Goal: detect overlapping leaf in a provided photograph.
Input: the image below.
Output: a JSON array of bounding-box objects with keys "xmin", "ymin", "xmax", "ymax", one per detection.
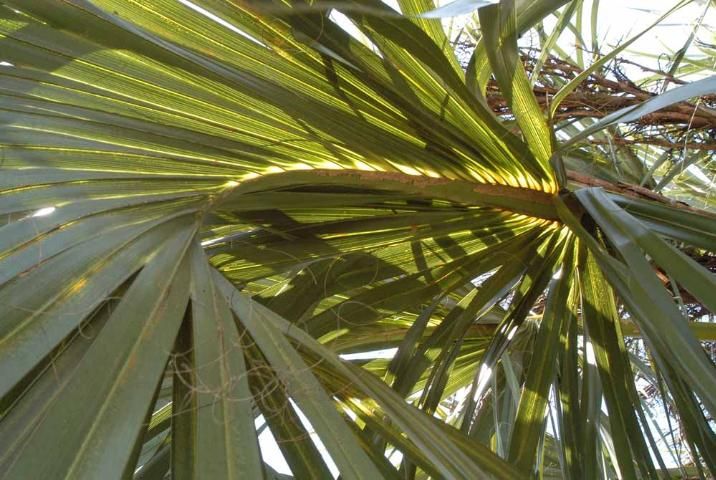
[{"xmin": 1, "ymin": 1, "xmax": 715, "ymax": 479}]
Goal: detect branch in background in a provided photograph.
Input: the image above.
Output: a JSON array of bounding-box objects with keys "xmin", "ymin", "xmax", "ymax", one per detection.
[
  {"xmin": 487, "ymin": 84, "xmax": 716, "ymax": 129},
  {"xmin": 455, "ymin": 43, "xmax": 716, "ymax": 136},
  {"xmin": 565, "ymin": 170, "xmax": 705, "ymax": 211},
  {"xmin": 587, "ymin": 137, "xmax": 716, "ymax": 151}
]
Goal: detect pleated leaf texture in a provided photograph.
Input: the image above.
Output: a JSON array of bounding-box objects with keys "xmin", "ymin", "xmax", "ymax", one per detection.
[{"xmin": 0, "ymin": 1, "xmax": 715, "ymax": 479}]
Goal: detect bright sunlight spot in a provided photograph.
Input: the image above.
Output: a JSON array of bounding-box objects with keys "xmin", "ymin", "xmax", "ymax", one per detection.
[
  {"xmin": 176, "ymin": 0, "xmax": 264, "ymax": 46},
  {"xmin": 340, "ymin": 348, "xmax": 398, "ymax": 361},
  {"xmin": 472, "ymin": 364, "xmax": 494, "ymax": 402},
  {"xmin": 31, "ymin": 206, "xmax": 56, "ymax": 217}
]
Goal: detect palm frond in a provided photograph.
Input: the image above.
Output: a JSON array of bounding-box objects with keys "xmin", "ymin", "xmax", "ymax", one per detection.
[{"xmin": 1, "ymin": 1, "xmax": 715, "ymax": 479}]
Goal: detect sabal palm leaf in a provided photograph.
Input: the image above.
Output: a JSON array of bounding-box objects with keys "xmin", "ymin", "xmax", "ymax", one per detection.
[{"xmin": 0, "ymin": 1, "xmax": 714, "ymax": 479}]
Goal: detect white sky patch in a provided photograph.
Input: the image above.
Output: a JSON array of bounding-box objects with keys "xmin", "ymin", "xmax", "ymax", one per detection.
[
  {"xmin": 290, "ymin": 400, "xmax": 339, "ymax": 478},
  {"xmin": 341, "ymin": 402, "xmax": 358, "ymax": 421},
  {"xmin": 177, "ymin": 0, "xmax": 265, "ymax": 46},
  {"xmin": 382, "ymin": 0, "xmax": 400, "ymax": 12},
  {"xmin": 340, "ymin": 347, "xmax": 397, "ymax": 361},
  {"xmin": 544, "ymin": 385, "xmax": 560, "ymax": 439},
  {"xmin": 472, "ymin": 364, "xmax": 493, "ymax": 402},
  {"xmin": 435, "ymin": 0, "xmax": 713, "ymax": 84},
  {"xmin": 328, "ymin": 0, "xmax": 400, "ymax": 53},
  {"xmin": 258, "ymin": 425, "xmax": 292, "ymax": 475},
  {"xmin": 534, "ymin": 0, "xmax": 714, "ymax": 82},
  {"xmin": 31, "ymin": 206, "xmax": 56, "ymax": 217},
  {"xmin": 388, "ymin": 449, "xmax": 404, "ymax": 468},
  {"xmin": 552, "ymin": 267, "xmax": 563, "ymax": 280},
  {"xmin": 329, "ymin": 10, "xmax": 364, "ymax": 42},
  {"xmin": 585, "ymin": 340, "xmax": 598, "ymax": 367},
  {"xmin": 686, "ymin": 163, "xmax": 712, "ymax": 184}
]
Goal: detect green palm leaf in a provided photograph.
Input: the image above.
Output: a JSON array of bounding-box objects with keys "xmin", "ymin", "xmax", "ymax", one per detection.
[{"xmin": 1, "ymin": 1, "xmax": 715, "ymax": 479}]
